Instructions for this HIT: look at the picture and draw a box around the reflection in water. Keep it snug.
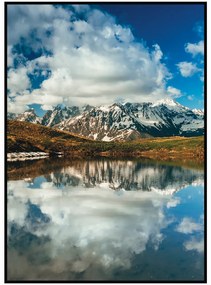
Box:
[7,159,204,281]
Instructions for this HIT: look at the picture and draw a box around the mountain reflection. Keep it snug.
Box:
[7,159,204,281]
[40,159,203,193]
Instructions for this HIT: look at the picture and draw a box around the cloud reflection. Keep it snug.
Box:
[184,237,204,253]
[8,180,177,280]
[176,218,203,234]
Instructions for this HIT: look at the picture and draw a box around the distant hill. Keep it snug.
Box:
[7,120,90,153]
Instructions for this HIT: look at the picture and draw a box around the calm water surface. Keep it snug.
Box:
[7,158,204,281]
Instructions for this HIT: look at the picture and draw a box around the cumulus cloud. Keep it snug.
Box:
[7,66,31,95]
[167,86,182,98]
[185,40,204,57]
[176,61,200,77]
[7,4,172,113]
[7,5,70,46]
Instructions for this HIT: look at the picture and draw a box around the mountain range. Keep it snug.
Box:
[8,99,204,141]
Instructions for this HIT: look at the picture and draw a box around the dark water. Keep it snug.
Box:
[7,158,205,281]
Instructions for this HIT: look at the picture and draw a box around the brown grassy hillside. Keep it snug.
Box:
[7,120,90,153]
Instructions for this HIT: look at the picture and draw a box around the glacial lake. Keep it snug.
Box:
[7,158,205,281]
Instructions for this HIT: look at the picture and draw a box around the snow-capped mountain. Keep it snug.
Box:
[7,99,204,141]
[56,99,204,141]
[56,103,145,141]
[16,109,42,124]
[41,105,81,127]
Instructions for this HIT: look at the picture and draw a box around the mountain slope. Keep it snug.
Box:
[7,120,90,153]
[56,99,204,141]
[41,105,95,127]
[14,109,42,124]
[56,103,150,141]
[41,105,81,127]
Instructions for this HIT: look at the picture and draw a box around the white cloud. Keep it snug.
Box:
[176,61,200,77]
[7,66,31,95]
[185,40,204,57]
[167,86,182,98]
[175,217,203,234]
[7,5,70,46]
[7,5,172,113]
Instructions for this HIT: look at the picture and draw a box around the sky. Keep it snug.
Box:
[7,3,205,116]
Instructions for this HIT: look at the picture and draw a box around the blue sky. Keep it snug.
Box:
[7,4,205,116]
[99,4,204,108]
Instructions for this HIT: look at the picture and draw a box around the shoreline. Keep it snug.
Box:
[7,150,204,165]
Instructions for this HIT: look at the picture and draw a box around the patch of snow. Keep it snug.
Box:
[99,105,110,112]
[138,118,158,126]
[180,120,204,132]
[93,133,98,140]
[121,118,132,128]
[192,109,204,116]
[47,113,56,127]
[102,135,112,142]
[7,152,49,161]
[172,117,185,125]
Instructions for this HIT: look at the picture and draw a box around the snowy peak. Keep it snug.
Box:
[41,105,80,127]
[16,109,41,124]
[192,108,204,116]
[152,98,178,107]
